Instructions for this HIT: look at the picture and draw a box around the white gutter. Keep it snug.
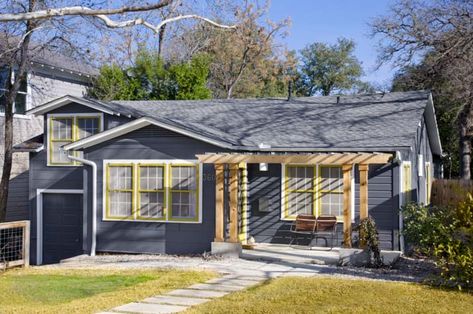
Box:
[68,154,97,257]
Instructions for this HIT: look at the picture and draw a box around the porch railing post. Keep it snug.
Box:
[229,163,239,243]
[214,164,224,242]
[342,164,353,248]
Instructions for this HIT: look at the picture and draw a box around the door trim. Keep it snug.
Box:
[36,189,83,265]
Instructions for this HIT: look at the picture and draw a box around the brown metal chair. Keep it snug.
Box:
[314,216,338,248]
[289,214,317,246]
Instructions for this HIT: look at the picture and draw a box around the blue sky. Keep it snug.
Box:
[268,0,396,86]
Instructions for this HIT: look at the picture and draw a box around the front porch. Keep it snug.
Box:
[197,152,394,255]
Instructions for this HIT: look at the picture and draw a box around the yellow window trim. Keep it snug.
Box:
[425,162,432,204]
[48,114,102,166]
[104,162,200,223]
[168,164,200,222]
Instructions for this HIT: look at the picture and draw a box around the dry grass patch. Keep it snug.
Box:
[186,277,473,314]
[0,267,215,314]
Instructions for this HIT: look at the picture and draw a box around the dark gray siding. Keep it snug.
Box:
[84,125,223,255]
[247,163,399,250]
[28,102,131,264]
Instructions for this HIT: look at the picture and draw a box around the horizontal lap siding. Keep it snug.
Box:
[248,163,398,250]
[86,125,223,255]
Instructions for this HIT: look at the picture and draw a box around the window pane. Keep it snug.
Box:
[171,166,196,190]
[109,191,132,217]
[78,117,100,139]
[287,166,313,191]
[320,167,342,191]
[320,192,342,216]
[139,192,164,218]
[109,166,132,190]
[140,166,164,190]
[50,141,71,163]
[171,191,196,218]
[52,118,72,140]
[14,93,26,114]
[0,70,8,89]
[287,192,312,217]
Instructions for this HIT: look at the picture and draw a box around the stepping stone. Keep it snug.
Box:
[113,302,187,314]
[188,283,245,292]
[206,278,260,286]
[167,289,228,299]
[143,295,211,306]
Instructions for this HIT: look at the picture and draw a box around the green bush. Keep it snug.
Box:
[401,198,473,290]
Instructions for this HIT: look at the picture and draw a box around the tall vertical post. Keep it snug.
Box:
[229,163,239,243]
[342,164,352,248]
[214,164,224,242]
[359,164,369,220]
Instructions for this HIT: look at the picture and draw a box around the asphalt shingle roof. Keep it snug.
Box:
[108,90,431,151]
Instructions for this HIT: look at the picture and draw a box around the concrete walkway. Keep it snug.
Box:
[98,273,266,314]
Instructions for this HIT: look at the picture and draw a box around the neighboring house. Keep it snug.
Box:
[2,49,97,221]
[17,90,441,265]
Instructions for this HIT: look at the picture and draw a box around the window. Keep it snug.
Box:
[104,161,200,222]
[319,166,343,218]
[107,165,133,218]
[170,165,198,220]
[402,162,412,204]
[425,162,432,204]
[283,165,344,220]
[138,165,166,219]
[0,69,28,114]
[285,166,316,218]
[48,114,102,165]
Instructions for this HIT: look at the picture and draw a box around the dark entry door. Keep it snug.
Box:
[42,193,83,264]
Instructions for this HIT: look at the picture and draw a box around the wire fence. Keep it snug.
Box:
[0,220,30,270]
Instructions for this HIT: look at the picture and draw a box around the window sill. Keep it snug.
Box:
[0,113,31,120]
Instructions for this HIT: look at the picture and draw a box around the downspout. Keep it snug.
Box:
[68,154,97,257]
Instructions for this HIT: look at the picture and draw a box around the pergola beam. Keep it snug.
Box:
[197,153,392,165]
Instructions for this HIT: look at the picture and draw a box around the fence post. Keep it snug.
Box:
[23,221,30,268]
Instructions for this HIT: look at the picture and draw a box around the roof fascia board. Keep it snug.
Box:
[12,146,44,153]
[424,93,443,156]
[27,95,116,116]
[63,117,234,151]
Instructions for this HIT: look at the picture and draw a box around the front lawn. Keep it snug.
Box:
[186,277,473,314]
[0,268,214,314]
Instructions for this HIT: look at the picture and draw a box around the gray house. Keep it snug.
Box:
[16,90,441,264]
[2,49,97,221]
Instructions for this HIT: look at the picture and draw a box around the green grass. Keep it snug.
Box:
[186,277,473,314]
[0,267,214,314]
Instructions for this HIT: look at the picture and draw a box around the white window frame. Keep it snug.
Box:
[0,71,31,118]
[47,112,104,166]
[102,159,203,224]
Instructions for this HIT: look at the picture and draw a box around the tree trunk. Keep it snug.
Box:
[0,1,35,222]
[459,110,471,180]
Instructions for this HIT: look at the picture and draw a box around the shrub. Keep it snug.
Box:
[356,216,383,267]
[401,198,473,290]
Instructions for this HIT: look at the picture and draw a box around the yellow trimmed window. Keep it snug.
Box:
[105,162,199,222]
[48,114,101,165]
[284,165,343,220]
[425,162,432,204]
[285,165,316,218]
[402,162,412,204]
[170,165,198,221]
[319,166,343,219]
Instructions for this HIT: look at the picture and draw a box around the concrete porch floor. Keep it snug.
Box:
[241,243,340,265]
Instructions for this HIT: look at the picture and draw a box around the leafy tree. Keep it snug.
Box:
[89,51,212,101]
[298,38,363,96]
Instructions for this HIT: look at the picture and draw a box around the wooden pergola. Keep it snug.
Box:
[197,152,393,249]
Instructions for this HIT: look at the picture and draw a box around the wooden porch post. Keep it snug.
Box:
[214,164,224,242]
[342,164,352,248]
[228,164,239,243]
[359,164,369,220]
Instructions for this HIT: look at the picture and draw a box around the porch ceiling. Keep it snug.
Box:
[196,152,393,165]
